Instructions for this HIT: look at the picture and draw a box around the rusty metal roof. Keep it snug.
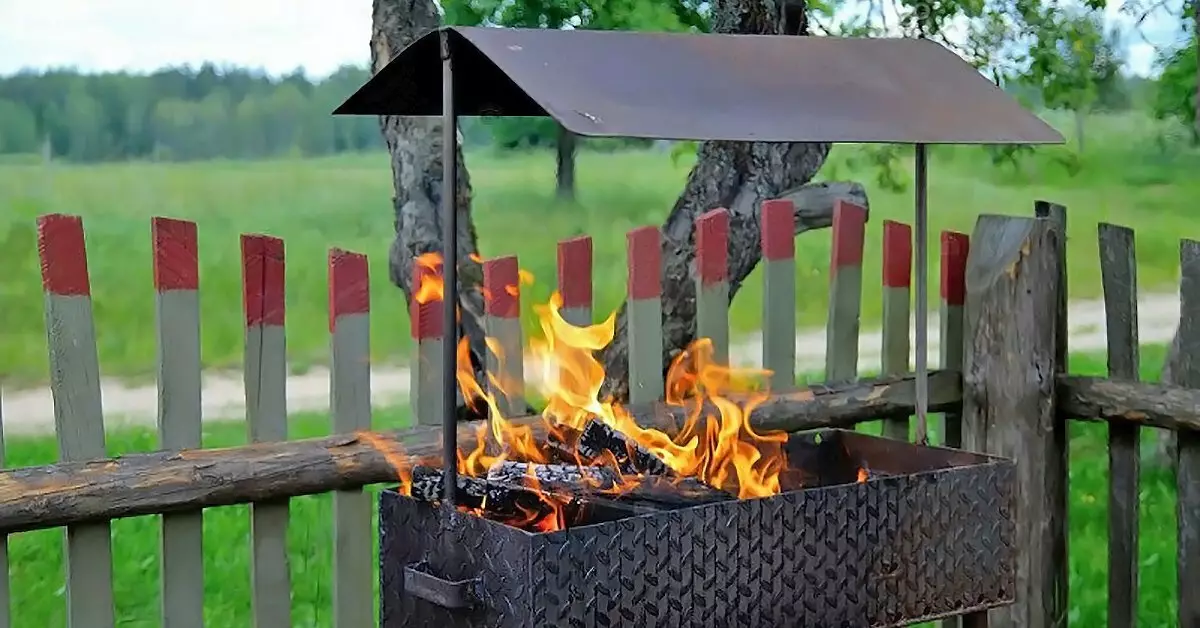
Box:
[335,26,1063,145]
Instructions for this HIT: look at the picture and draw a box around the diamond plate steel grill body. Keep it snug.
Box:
[380,429,1016,628]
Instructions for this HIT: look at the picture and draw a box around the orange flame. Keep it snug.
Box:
[413,252,444,304]
[362,251,792,532]
[531,292,788,499]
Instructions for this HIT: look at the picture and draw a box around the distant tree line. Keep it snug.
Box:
[0,65,397,161]
[0,29,1191,163]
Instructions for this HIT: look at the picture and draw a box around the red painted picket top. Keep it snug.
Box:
[825,201,868,383]
[696,208,731,363]
[151,216,206,628]
[941,231,969,310]
[557,235,593,326]
[882,221,913,292]
[483,255,526,415]
[327,248,374,628]
[880,220,914,440]
[35,213,116,628]
[410,257,445,428]
[626,225,663,404]
[939,230,970,450]
[329,249,370,332]
[761,199,797,391]
[239,234,293,626]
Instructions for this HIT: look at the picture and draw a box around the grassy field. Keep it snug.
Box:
[0,111,1197,384]
[0,343,1178,626]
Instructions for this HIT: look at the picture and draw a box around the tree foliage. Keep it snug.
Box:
[1154,33,1198,137]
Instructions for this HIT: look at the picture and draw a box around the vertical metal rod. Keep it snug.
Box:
[913,143,930,445]
[440,30,458,504]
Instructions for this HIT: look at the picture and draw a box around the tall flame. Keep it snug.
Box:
[369,252,791,532]
[531,293,787,499]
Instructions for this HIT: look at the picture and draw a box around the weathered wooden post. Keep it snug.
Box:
[153,217,204,628]
[961,210,1068,628]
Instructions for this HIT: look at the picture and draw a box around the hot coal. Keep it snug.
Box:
[576,420,672,476]
[486,461,621,491]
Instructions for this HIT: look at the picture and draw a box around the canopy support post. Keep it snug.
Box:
[440,29,459,504]
[914,143,930,445]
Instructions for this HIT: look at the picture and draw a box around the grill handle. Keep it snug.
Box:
[404,564,479,609]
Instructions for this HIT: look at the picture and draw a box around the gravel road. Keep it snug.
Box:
[0,292,1180,437]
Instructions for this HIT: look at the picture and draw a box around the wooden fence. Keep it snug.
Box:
[0,199,1196,627]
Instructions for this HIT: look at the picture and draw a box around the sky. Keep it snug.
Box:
[0,0,1187,79]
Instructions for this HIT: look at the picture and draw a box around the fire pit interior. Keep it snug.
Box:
[369,264,1016,628]
[381,423,1015,628]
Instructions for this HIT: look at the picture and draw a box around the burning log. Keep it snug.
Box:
[577,420,672,476]
[409,465,564,515]
[485,461,622,491]
[604,476,734,509]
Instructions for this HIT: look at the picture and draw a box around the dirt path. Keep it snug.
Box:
[1,292,1181,437]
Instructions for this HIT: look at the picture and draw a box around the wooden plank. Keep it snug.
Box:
[1098,222,1139,628]
[942,230,972,628]
[557,236,593,327]
[961,214,1067,628]
[240,234,292,627]
[760,199,796,392]
[152,217,204,628]
[825,200,866,383]
[36,214,115,628]
[483,255,526,416]
[880,220,912,440]
[409,256,445,427]
[695,208,731,363]
[328,249,373,628]
[940,231,969,448]
[0,370,964,534]
[627,226,663,404]
[1176,238,1200,628]
[1057,376,1200,431]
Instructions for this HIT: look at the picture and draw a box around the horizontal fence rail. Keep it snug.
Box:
[0,199,1194,627]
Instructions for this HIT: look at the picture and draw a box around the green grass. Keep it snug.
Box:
[1,111,1198,384]
[2,344,1181,627]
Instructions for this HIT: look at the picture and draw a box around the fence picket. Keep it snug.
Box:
[557,236,593,327]
[761,199,796,392]
[1176,238,1200,628]
[410,258,445,427]
[36,214,115,628]
[328,249,373,628]
[152,217,205,628]
[240,234,292,627]
[1097,223,1140,628]
[627,226,663,404]
[0,383,8,628]
[484,255,526,416]
[696,208,730,363]
[825,200,866,384]
[880,220,912,441]
[939,231,969,449]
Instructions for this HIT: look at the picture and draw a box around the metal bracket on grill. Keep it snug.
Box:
[404,562,480,609]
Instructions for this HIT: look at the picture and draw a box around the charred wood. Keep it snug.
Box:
[485,462,622,491]
[577,420,672,476]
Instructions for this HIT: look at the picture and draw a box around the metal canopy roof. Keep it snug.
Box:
[334,25,1064,145]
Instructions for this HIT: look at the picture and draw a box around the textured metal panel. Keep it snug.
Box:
[334,26,1063,145]
[380,430,1016,628]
